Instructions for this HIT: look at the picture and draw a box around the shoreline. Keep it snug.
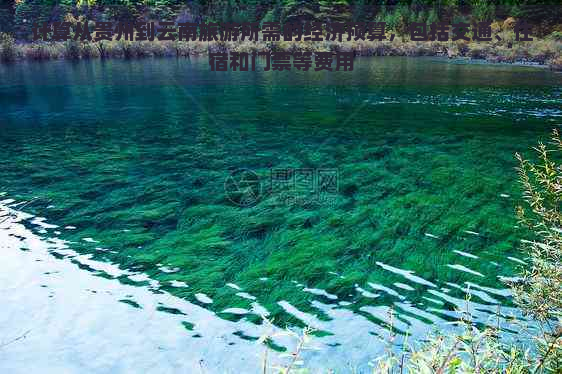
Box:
[2,35,561,71]
[4,54,557,74]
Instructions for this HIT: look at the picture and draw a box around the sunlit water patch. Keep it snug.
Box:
[0,201,299,373]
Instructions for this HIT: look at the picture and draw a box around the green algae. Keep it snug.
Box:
[0,57,561,339]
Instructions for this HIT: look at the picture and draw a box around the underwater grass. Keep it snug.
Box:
[0,57,559,363]
[1,119,535,327]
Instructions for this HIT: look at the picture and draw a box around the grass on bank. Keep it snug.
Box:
[256,131,562,373]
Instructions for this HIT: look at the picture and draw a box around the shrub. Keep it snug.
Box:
[0,32,16,62]
[513,129,562,371]
[94,41,107,59]
[63,39,81,60]
[455,40,470,56]
[117,40,133,59]
[504,17,517,30]
[130,42,150,58]
[374,318,534,373]
[548,31,562,42]
[24,43,59,60]
[79,42,96,59]
[468,45,491,59]
[471,0,496,22]
[149,42,170,57]
[549,56,562,71]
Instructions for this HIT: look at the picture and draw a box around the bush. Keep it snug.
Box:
[515,131,562,315]
[63,39,81,60]
[468,45,491,59]
[549,56,562,71]
[513,129,562,371]
[471,0,496,22]
[23,43,59,60]
[117,40,133,59]
[504,17,517,30]
[548,31,562,42]
[149,42,170,57]
[0,32,16,62]
[130,41,150,58]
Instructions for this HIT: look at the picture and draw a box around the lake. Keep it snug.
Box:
[0,57,561,372]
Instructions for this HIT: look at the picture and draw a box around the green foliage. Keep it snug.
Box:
[0,1,15,34]
[4,0,562,40]
[374,320,534,373]
[510,0,562,36]
[373,130,562,373]
[145,0,180,20]
[425,8,438,25]
[261,0,285,24]
[351,0,366,22]
[515,130,562,324]
[513,129,562,372]
[470,0,496,22]
[282,0,320,23]
[318,0,351,23]
[382,4,410,36]
[548,31,562,42]
[14,0,35,40]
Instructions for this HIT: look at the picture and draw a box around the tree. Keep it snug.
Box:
[0,1,15,34]
[318,0,351,23]
[282,0,321,23]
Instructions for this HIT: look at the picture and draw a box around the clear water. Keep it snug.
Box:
[0,57,561,371]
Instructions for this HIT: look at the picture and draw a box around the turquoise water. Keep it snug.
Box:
[0,57,561,367]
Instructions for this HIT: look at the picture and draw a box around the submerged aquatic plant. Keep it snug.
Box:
[259,131,562,373]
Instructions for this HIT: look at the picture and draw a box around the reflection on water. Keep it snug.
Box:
[0,202,278,373]
[0,57,560,372]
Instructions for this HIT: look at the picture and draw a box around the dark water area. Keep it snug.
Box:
[0,57,561,371]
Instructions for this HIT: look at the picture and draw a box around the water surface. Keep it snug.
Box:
[0,57,561,372]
